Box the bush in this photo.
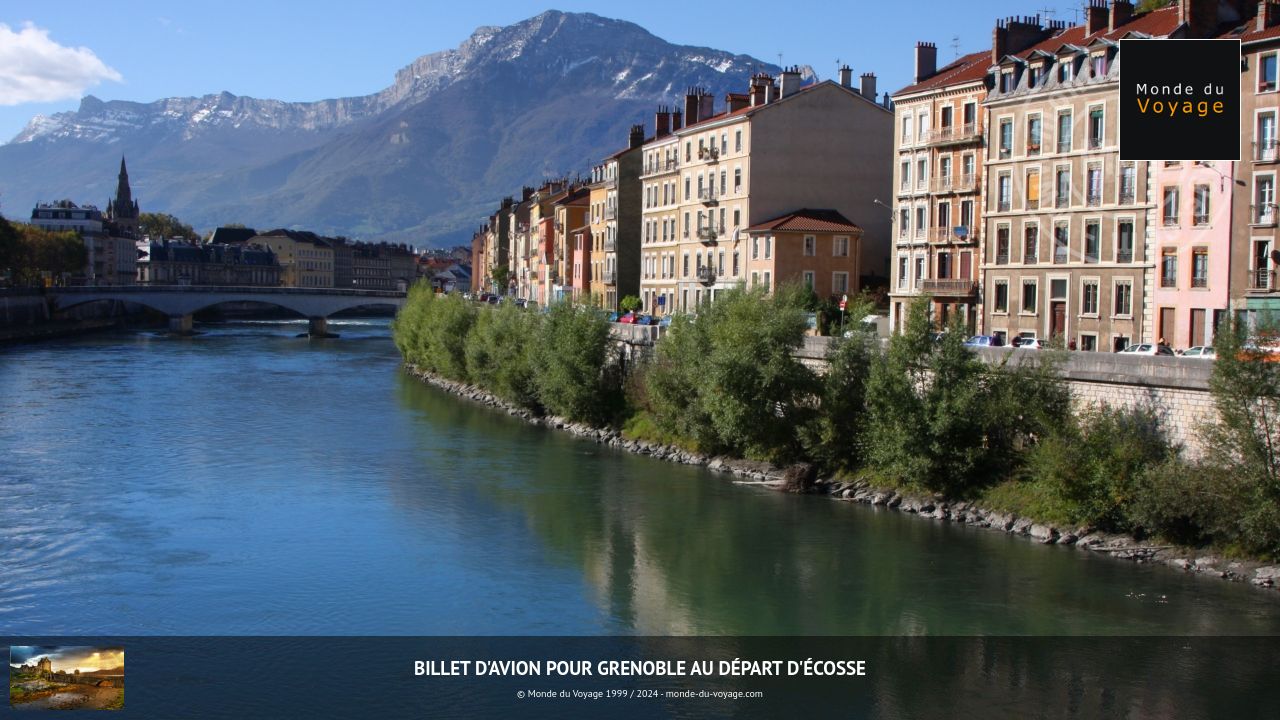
[1028,404,1176,533]
[864,297,990,493]
[531,300,616,424]
[392,282,434,366]
[465,301,540,408]
[802,295,875,471]
[419,292,476,380]
[640,284,816,461]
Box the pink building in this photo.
[1151,161,1234,350]
[570,224,591,301]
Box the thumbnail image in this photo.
[9,647,124,711]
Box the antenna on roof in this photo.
[950,36,961,58]
[777,52,783,68]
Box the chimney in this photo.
[629,124,645,149]
[838,65,853,88]
[749,74,770,106]
[1109,0,1134,31]
[1086,0,1108,35]
[671,110,683,130]
[522,186,534,202]
[683,87,702,125]
[698,89,714,120]
[992,16,1051,66]
[1259,0,1280,30]
[654,106,671,138]
[915,42,938,83]
[779,66,801,98]
[860,72,877,100]
[726,92,749,112]
[764,78,779,103]
[1178,0,1217,38]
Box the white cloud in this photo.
[0,22,122,106]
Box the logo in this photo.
[1120,38,1241,161]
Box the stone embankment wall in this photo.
[611,328,1217,454]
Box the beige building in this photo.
[642,68,892,315]
[587,169,610,304]
[1229,4,1280,324]
[890,47,988,333]
[252,230,334,288]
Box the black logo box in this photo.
[1120,38,1241,161]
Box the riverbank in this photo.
[404,363,1280,595]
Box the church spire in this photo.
[107,155,140,237]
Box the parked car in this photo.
[963,335,1004,347]
[658,315,672,328]
[635,314,655,326]
[1119,343,1175,356]
[487,295,500,304]
[1014,337,1046,350]
[1180,346,1216,359]
[607,311,620,323]
[618,312,636,324]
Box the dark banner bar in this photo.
[6,637,1279,718]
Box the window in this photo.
[803,235,816,256]
[960,200,974,229]
[734,168,742,192]
[1192,248,1209,288]
[1021,280,1038,315]
[1057,111,1072,153]
[1088,107,1104,149]
[1000,70,1015,93]
[1058,60,1071,84]
[1027,115,1042,154]
[915,257,925,281]
[916,206,927,237]
[998,173,1012,211]
[1026,168,1040,209]
[763,271,771,291]
[1086,164,1103,206]
[1163,186,1180,226]
[994,280,1009,313]
[900,161,910,190]
[751,237,759,259]
[733,209,740,227]
[834,236,850,257]
[995,225,1010,264]
[963,102,976,128]
[1119,163,1137,204]
[1055,167,1071,208]
[1261,52,1277,93]
[683,253,689,277]
[917,158,927,189]
[898,257,907,288]
[939,156,952,184]
[1082,280,1099,315]
[902,116,913,143]
[937,201,951,232]
[1084,221,1100,263]
[833,272,849,294]
[937,252,951,279]
[1028,64,1042,87]
[1256,176,1276,223]
[764,237,772,259]
[1080,334,1097,352]
[1054,223,1069,264]
[732,251,740,276]
[899,208,909,237]
[1114,281,1133,316]
[998,119,1013,158]
[1161,248,1178,287]
[1117,220,1135,262]
[1194,184,1211,225]
[1091,53,1108,78]
[803,271,815,288]
[684,177,691,201]
[1024,224,1039,264]
[735,130,742,153]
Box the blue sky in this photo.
[0,0,1090,143]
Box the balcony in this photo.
[1255,140,1278,163]
[1191,275,1208,289]
[1024,247,1038,264]
[1251,268,1273,292]
[603,270,616,286]
[697,225,722,243]
[603,237,616,252]
[1053,247,1069,264]
[1055,195,1070,209]
[1088,136,1103,150]
[1086,194,1102,207]
[927,227,976,244]
[1117,248,1134,263]
[995,252,1010,265]
[1194,213,1210,226]
[1119,190,1136,205]
[696,265,716,284]
[697,146,720,163]
[924,123,981,147]
[604,206,617,221]
[697,187,719,205]
[1057,140,1072,153]
[998,147,1012,160]
[1026,197,1039,210]
[921,279,977,296]
[1253,204,1278,226]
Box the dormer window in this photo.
[1058,61,1071,83]
[1000,70,1016,93]
[1091,53,1108,78]
[1028,64,1042,87]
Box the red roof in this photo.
[745,209,861,234]
[893,50,990,97]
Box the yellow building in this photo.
[251,230,334,288]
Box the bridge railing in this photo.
[49,285,407,299]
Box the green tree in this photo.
[531,300,616,424]
[490,265,511,294]
[465,301,540,408]
[139,212,198,241]
[619,295,642,313]
[803,294,876,471]
[419,291,477,380]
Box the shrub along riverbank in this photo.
[393,282,1280,562]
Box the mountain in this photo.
[0,11,807,246]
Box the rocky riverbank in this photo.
[405,364,1280,594]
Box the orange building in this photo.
[743,209,863,300]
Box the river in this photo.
[2,317,1279,638]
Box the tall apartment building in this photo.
[641,69,893,315]
[587,169,610,303]
[1229,2,1280,325]
[890,48,989,333]
[599,126,644,310]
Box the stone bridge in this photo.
[49,285,407,336]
